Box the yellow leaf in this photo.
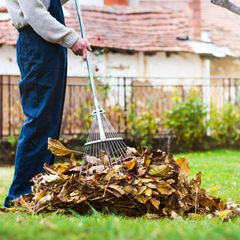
[157,182,175,195]
[40,174,61,184]
[146,183,157,189]
[123,159,137,171]
[104,169,115,181]
[54,163,70,174]
[188,213,203,220]
[144,213,160,219]
[135,194,148,204]
[176,158,190,176]
[137,186,147,195]
[144,188,152,197]
[144,157,151,167]
[35,194,52,211]
[48,138,72,157]
[123,185,134,194]
[34,191,46,203]
[150,198,160,209]
[108,184,125,195]
[148,165,170,177]
[44,164,58,175]
[218,210,234,221]
[141,178,154,183]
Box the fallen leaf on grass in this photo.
[218,209,234,222]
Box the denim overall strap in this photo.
[4,0,68,207]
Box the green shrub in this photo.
[164,97,208,151]
[6,135,19,148]
[210,104,240,145]
[126,105,160,149]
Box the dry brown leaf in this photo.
[54,163,71,174]
[123,159,137,171]
[141,178,154,183]
[144,213,160,219]
[108,184,125,195]
[191,172,202,190]
[170,211,182,219]
[157,182,175,195]
[137,186,147,195]
[176,158,190,176]
[144,188,152,197]
[144,157,151,167]
[104,169,115,181]
[43,164,58,175]
[188,213,203,220]
[148,165,170,177]
[146,183,158,189]
[48,138,72,157]
[40,174,61,184]
[150,198,160,209]
[35,194,52,211]
[218,209,234,222]
[135,194,148,204]
[34,191,46,203]
[137,167,147,176]
[123,185,134,194]
[199,196,217,209]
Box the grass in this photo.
[0,149,240,240]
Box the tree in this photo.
[211,0,240,15]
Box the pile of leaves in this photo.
[13,138,240,220]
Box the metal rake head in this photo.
[83,109,127,169]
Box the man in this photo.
[4,0,91,207]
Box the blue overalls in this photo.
[4,0,67,207]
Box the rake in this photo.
[73,0,127,169]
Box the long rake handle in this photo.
[73,0,106,141]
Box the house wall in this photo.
[0,45,18,76]
[210,57,240,107]
[68,51,204,83]
[211,57,240,77]
[3,45,238,86]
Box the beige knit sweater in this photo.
[6,0,79,48]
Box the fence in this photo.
[0,75,240,140]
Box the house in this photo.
[0,0,240,137]
[1,0,240,78]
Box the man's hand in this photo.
[71,38,92,60]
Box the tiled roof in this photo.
[1,1,240,55]
[201,0,240,56]
[66,4,193,52]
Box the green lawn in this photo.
[0,149,240,240]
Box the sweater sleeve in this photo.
[18,0,79,48]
